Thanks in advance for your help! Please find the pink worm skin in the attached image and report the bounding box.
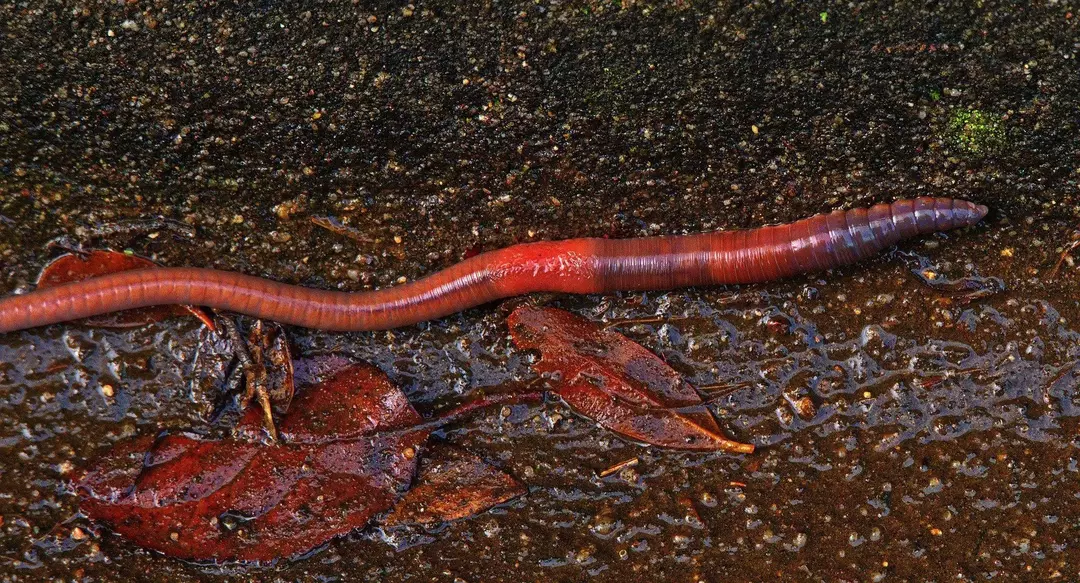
[0,197,987,333]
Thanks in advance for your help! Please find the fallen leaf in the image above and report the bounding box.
[75,434,157,504]
[37,250,215,329]
[508,306,753,453]
[77,364,426,562]
[383,444,525,527]
[76,363,533,562]
[291,353,358,388]
[276,363,421,442]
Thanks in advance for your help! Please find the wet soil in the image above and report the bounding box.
[2,1,1080,581]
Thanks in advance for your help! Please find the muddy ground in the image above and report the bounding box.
[1,1,1079,581]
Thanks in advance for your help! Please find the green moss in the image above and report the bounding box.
[946,108,1006,156]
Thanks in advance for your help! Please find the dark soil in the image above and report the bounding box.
[1,2,1079,581]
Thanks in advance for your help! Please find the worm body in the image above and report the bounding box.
[0,197,986,333]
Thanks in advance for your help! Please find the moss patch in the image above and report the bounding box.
[946,108,1006,156]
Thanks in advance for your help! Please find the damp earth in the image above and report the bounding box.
[1,2,1080,581]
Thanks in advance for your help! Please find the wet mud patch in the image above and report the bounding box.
[2,0,1080,581]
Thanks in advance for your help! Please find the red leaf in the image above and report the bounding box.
[77,364,426,562]
[508,306,753,453]
[37,250,215,329]
[382,444,525,527]
[278,364,422,443]
[292,354,357,388]
[76,434,157,504]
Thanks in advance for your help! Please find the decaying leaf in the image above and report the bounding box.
[508,306,753,453]
[37,250,215,329]
[245,321,295,414]
[226,319,296,441]
[77,364,426,562]
[383,444,525,527]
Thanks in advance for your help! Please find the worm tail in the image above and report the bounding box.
[784,197,988,276]
[593,197,987,288]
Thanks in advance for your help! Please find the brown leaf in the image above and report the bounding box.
[508,306,753,453]
[246,321,295,414]
[37,250,215,329]
[382,444,525,527]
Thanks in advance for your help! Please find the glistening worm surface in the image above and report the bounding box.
[0,197,987,333]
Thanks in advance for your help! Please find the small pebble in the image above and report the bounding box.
[794,396,816,419]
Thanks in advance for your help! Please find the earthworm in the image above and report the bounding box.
[0,197,987,333]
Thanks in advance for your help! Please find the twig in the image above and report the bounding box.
[310,215,374,244]
[598,457,639,478]
[1048,238,1080,281]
